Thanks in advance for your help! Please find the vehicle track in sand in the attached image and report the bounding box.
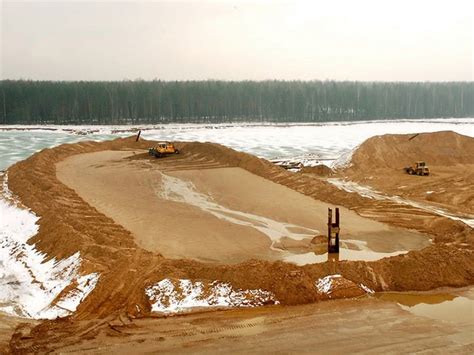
[9,295,474,353]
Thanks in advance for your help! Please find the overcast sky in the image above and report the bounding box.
[1,0,473,81]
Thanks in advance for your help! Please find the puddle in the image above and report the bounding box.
[377,290,474,325]
[327,178,474,228]
[283,239,408,265]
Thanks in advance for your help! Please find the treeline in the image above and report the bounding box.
[1,80,473,124]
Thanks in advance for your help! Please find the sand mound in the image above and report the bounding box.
[348,131,474,171]
[340,131,474,215]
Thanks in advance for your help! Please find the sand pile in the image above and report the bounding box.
[338,131,474,216]
[347,131,474,170]
[3,136,473,324]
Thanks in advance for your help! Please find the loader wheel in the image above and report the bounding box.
[175,149,180,154]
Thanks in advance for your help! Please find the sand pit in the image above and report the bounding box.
[56,150,430,264]
[2,136,472,328]
[3,135,474,352]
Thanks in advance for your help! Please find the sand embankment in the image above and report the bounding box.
[5,136,474,322]
[341,131,474,215]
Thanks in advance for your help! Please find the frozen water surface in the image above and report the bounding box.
[0,118,472,170]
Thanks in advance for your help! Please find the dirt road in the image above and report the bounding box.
[9,291,474,353]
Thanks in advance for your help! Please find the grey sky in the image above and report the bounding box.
[1,0,473,81]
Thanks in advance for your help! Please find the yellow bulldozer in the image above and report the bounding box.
[148,142,180,158]
[404,161,430,176]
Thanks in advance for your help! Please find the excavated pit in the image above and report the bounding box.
[2,136,473,322]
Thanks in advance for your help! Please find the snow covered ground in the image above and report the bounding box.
[0,173,100,319]
[0,118,472,170]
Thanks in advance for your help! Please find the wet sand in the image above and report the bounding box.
[11,294,473,353]
[57,150,430,264]
[376,286,474,325]
[0,312,35,353]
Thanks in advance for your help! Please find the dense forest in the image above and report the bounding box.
[1,80,472,124]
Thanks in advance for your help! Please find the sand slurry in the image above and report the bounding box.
[57,151,429,264]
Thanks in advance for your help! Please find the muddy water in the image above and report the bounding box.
[283,242,408,265]
[377,288,474,325]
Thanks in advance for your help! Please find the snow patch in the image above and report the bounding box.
[315,274,342,295]
[331,146,357,169]
[360,284,375,294]
[315,275,375,297]
[271,153,333,172]
[145,279,279,314]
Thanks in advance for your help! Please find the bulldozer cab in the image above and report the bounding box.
[415,161,426,168]
[148,142,179,158]
[156,142,176,153]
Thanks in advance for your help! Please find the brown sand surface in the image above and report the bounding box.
[9,295,474,353]
[4,135,474,353]
[341,131,474,215]
[0,313,34,354]
[56,151,273,264]
[57,151,429,263]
